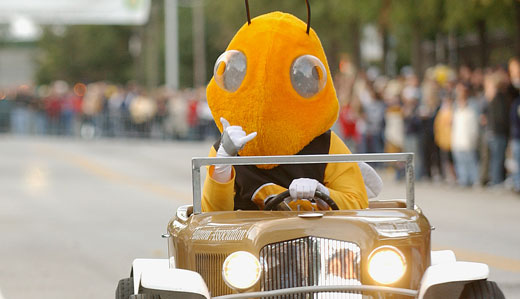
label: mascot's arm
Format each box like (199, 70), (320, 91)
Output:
(323, 132), (369, 209)
(201, 146), (235, 212)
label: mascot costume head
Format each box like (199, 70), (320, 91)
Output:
(207, 1), (338, 168)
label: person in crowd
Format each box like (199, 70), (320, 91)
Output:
(186, 91), (201, 140)
(44, 83), (64, 135)
(56, 81), (75, 136)
(402, 79), (423, 179)
(458, 65), (473, 87)
(334, 55), (361, 151)
(129, 90), (157, 138)
(359, 82), (385, 155)
(509, 57), (520, 193)
(81, 82), (105, 138)
(507, 57), (520, 104)
(196, 89), (220, 141)
(468, 67), (490, 186)
(510, 94), (520, 193)
(421, 70), (442, 180)
(483, 72), (510, 186)
(33, 85), (49, 135)
(434, 91), (455, 182)
(107, 85), (125, 137)
(451, 83), (479, 187)
(11, 85), (34, 135)
(0, 88), (14, 133)
(165, 90), (189, 140)
(382, 79), (405, 179)
(151, 87), (170, 139)
(122, 81), (139, 135)
(338, 100), (361, 152)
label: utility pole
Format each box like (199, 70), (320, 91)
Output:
(165, 0), (179, 90)
(192, 0), (206, 88)
(145, 0), (160, 91)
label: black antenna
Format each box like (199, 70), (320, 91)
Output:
(245, 0), (251, 25)
(244, 0), (311, 35)
(305, 0), (310, 34)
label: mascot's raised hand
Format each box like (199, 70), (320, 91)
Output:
(218, 117), (257, 157)
(213, 117), (257, 183)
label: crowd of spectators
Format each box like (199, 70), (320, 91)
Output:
(0, 81), (219, 141)
(333, 57), (520, 193)
(1, 57), (520, 193)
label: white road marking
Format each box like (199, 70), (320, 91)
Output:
(0, 288), (6, 299)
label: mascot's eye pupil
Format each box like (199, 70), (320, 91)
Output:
(290, 55), (327, 98)
(312, 66), (320, 80)
(213, 50), (247, 92)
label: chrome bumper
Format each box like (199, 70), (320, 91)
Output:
(212, 285), (418, 298)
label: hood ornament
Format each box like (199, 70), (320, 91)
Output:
(298, 212), (324, 218)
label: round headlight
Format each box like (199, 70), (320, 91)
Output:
(222, 251), (262, 290)
(368, 246), (406, 285)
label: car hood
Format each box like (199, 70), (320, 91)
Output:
(171, 209), (430, 253)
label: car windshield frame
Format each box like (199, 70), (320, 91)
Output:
(191, 153), (415, 214)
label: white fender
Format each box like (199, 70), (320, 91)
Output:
(430, 250), (456, 265)
(131, 258), (210, 298)
(132, 259), (170, 295)
(417, 261), (489, 299)
(141, 268), (211, 298)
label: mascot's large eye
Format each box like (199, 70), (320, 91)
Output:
(213, 50), (247, 92)
(290, 55), (327, 98)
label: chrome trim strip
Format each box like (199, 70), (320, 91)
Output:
(192, 153), (415, 214)
(212, 285), (418, 298)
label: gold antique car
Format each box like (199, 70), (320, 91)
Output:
(115, 153), (504, 299)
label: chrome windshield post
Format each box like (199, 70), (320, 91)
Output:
(405, 153), (415, 209)
(192, 161), (202, 214)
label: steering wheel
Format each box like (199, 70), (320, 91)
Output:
(264, 190), (339, 211)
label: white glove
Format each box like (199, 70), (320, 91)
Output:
(289, 178), (330, 200)
(212, 117), (257, 183)
(219, 117), (257, 156)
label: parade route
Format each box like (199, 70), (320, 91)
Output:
(1, 136), (519, 298)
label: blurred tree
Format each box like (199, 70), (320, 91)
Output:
(176, 0), (198, 88)
(443, 0), (517, 67)
(389, 0), (440, 77)
(35, 0), (520, 89)
(36, 25), (134, 85)
(144, 0), (162, 91)
(516, 0), (520, 57)
(378, 0), (392, 75)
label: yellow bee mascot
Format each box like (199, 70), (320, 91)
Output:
(202, 2), (370, 212)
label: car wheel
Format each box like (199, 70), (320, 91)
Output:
(115, 278), (134, 299)
(460, 280), (505, 299)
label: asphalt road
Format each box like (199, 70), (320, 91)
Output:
(0, 136), (519, 298)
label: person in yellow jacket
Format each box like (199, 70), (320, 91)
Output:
(434, 93), (455, 181)
(202, 10), (372, 212)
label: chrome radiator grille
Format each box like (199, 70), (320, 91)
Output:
(195, 253), (232, 296)
(259, 237), (361, 298)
